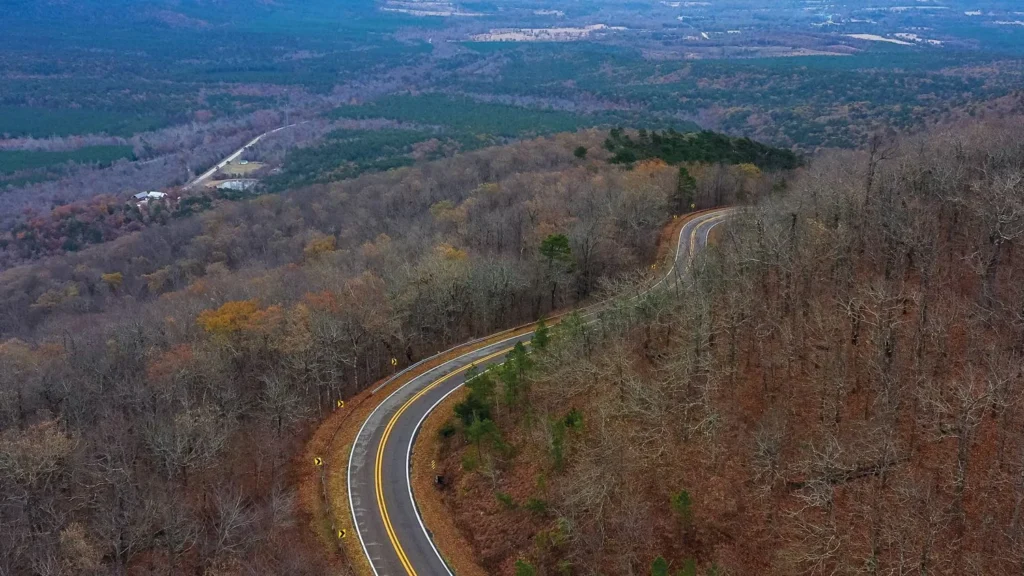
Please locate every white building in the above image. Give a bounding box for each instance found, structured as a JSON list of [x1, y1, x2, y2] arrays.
[[133, 191, 168, 201], [216, 180, 258, 192]]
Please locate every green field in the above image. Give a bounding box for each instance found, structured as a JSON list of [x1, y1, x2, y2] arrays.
[[262, 129, 427, 191], [0, 106, 167, 138], [0, 145, 135, 174]]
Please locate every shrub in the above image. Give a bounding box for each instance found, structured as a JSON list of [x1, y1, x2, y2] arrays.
[[652, 557, 670, 576], [671, 490, 693, 526], [438, 421, 457, 439], [525, 497, 548, 515], [496, 491, 516, 509], [515, 559, 537, 576], [563, 408, 583, 430]]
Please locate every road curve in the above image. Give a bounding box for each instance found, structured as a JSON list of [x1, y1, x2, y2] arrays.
[[348, 208, 736, 576]]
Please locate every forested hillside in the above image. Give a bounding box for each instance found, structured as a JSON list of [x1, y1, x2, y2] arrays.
[[431, 118, 1024, 575], [5, 0, 1024, 573], [0, 129, 787, 574]]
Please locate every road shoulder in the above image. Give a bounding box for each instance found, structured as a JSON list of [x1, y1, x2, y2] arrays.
[[411, 387, 490, 576], [300, 326, 539, 575], [406, 209, 725, 574]]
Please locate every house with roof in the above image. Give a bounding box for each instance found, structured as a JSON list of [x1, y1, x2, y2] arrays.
[[133, 191, 168, 203]]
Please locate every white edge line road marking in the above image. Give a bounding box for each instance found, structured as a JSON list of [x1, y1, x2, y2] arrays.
[[406, 383, 466, 576], [643, 209, 736, 298], [401, 210, 736, 575], [349, 332, 531, 576], [350, 208, 737, 575]]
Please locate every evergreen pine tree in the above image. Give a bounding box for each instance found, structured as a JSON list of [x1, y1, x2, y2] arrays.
[[674, 166, 697, 214]]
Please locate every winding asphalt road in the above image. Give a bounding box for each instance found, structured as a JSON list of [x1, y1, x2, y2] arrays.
[[347, 208, 736, 576]]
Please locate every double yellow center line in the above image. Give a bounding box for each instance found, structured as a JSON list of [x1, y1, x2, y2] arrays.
[[371, 210, 732, 575], [374, 344, 518, 575], [688, 211, 731, 262]]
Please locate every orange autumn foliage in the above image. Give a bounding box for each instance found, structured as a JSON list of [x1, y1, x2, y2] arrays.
[[146, 343, 194, 382], [435, 242, 469, 261], [303, 235, 337, 260], [303, 291, 341, 314], [633, 158, 670, 174], [197, 299, 261, 335], [196, 299, 283, 336]]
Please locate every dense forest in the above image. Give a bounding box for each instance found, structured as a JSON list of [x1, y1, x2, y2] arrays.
[[431, 117, 1024, 575], [603, 128, 801, 171], [0, 129, 786, 574]]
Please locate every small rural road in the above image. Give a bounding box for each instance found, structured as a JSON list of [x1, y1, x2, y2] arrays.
[[347, 208, 736, 576], [186, 122, 304, 189]]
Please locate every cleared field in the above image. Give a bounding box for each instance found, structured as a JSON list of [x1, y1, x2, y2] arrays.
[[220, 161, 265, 176], [846, 33, 914, 46], [0, 146, 135, 174], [470, 24, 625, 42]]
